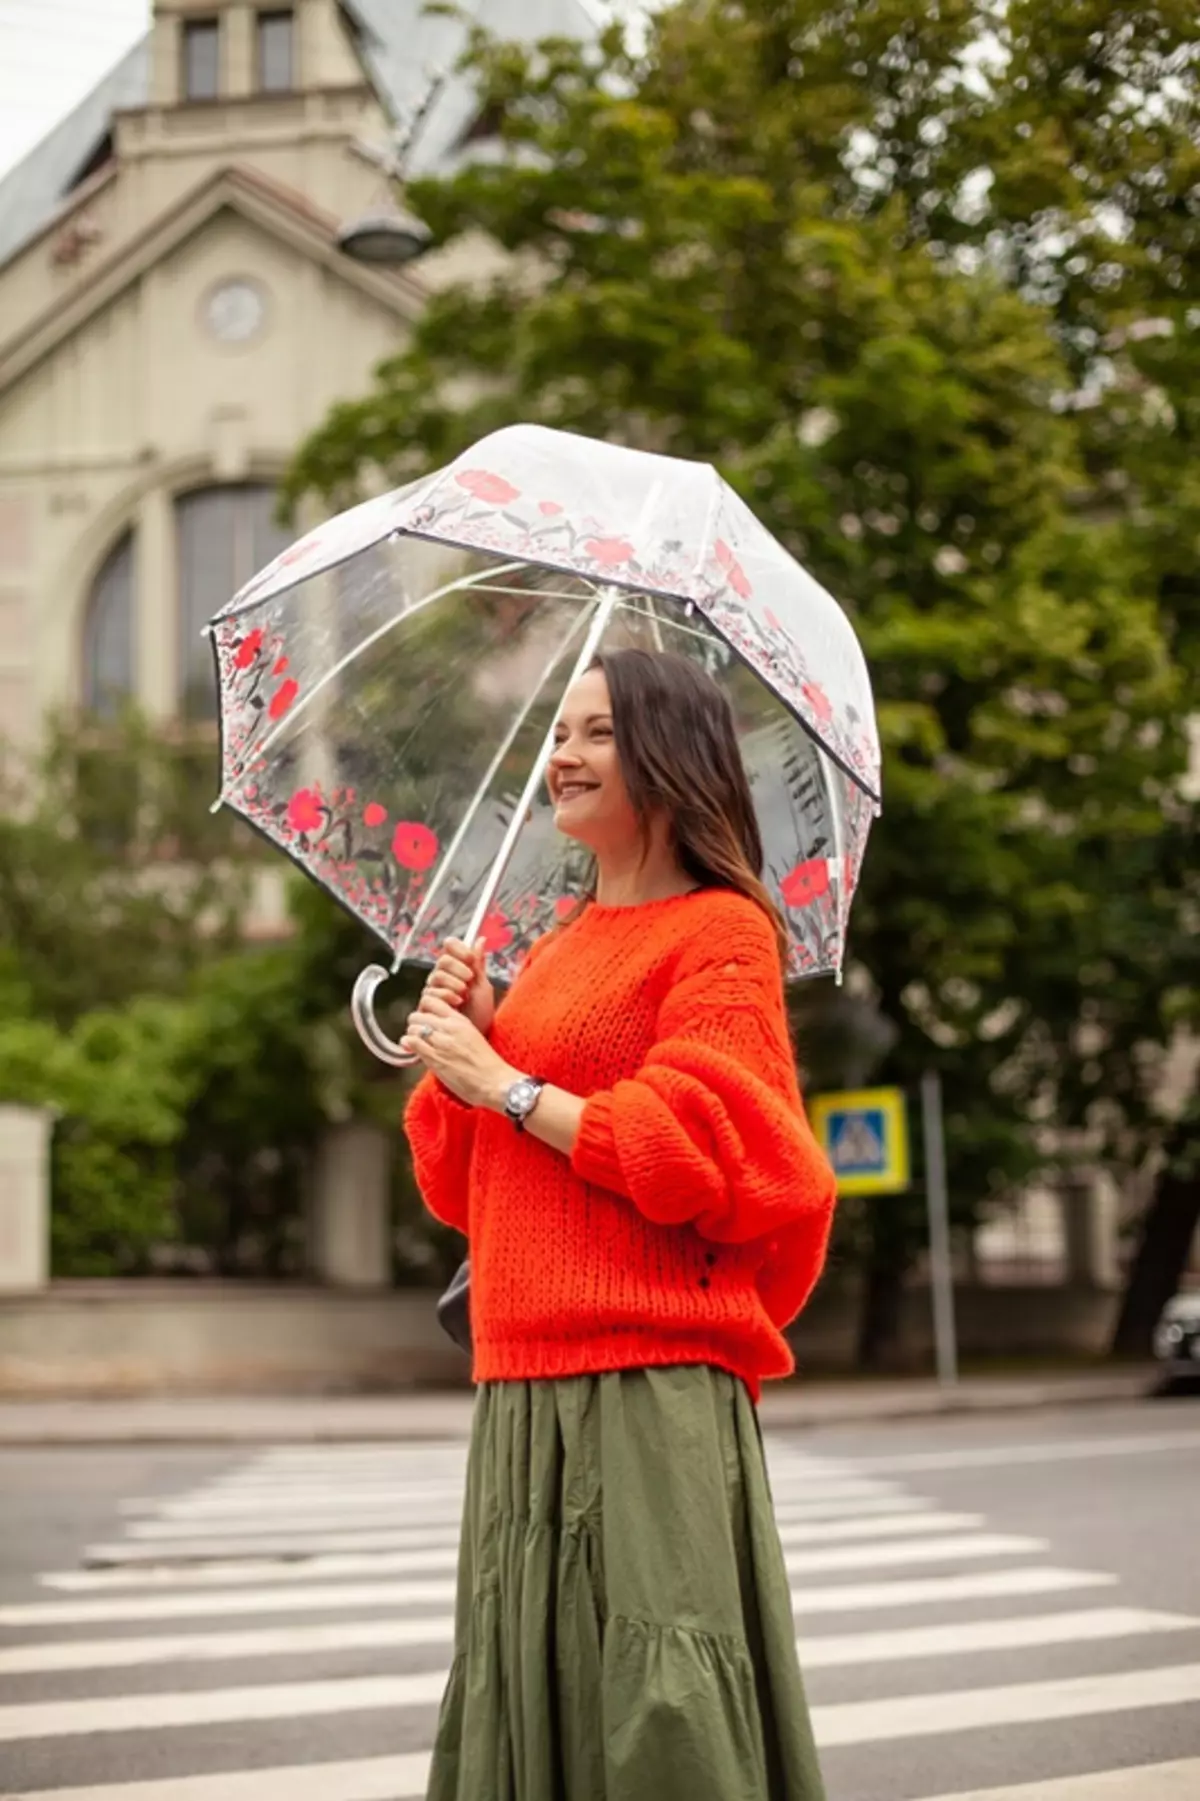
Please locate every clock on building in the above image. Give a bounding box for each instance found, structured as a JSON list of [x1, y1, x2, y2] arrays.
[[203, 280, 267, 344]]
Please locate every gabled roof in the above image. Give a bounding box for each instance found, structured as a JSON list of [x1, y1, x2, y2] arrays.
[[0, 37, 149, 272], [345, 0, 598, 174], [0, 163, 425, 397], [0, 0, 598, 272]]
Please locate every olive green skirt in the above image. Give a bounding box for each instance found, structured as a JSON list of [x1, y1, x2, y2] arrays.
[[427, 1365, 826, 1801]]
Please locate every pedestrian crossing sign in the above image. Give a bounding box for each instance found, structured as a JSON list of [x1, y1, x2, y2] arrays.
[[810, 1086, 910, 1195]]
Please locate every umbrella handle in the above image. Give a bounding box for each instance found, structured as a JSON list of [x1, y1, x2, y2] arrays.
[[351, 964, 418, 1068]]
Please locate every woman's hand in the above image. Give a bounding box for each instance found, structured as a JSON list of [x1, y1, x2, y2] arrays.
[[401, 993, 516, 1110], [421, 937, 495, 1036]]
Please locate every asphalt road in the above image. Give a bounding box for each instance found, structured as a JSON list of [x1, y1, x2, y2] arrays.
[[0, 1395, 1198, 1800]]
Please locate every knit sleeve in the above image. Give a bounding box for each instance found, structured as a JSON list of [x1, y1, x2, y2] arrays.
[[403, 1073, 475, 1234], [569, 905, 836, 1256]]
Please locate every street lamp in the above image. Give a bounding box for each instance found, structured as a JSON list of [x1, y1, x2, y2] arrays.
[[337, 2, 487, 270], [336, 204, 433, 267], [337, 107, 443, 270]]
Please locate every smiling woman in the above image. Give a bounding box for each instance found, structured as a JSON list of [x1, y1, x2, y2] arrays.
[[400, 647, 836, 1801]]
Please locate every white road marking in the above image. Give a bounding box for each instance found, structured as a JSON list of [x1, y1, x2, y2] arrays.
[[52, 1526, 1019, 1591], [4, 1656, 1198, 1749], [795, 1567, 1117, 1615], [118, 1490, 925, 1541], [1, 1604, 1188, 1680], [799, 1607, 1199, 1668], [784, 1532, 1045, 1575], [0, 1578, 459, 1627], [913, 1757, 1200, 1800], [0, 1672, 448, 1743], [136, 1484, 469, 1518], [134, 1475, 899, 1518], [851, 1430, 1200, 1475], [64, 1525, 1036, 1591], [0, 1616, 459, 1675], [2, 1753, 434, 1801], [79, 1540, 462, 1576], [0, 1563, 1114, 1630], [88, 1509, 980, 1569], [813, 1661, 1200, 1747], [125, 1513, 466, 1542], [15, 1755, 1200, 1801]]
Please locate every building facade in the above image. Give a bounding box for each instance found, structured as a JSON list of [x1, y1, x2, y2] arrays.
[[0, 0, 591, 758]]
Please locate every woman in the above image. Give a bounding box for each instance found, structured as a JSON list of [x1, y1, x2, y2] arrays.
[[401, 647, 836, 1801]]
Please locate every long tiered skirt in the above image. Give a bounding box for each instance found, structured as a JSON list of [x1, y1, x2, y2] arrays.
[[426, 1364, 826, 1800]]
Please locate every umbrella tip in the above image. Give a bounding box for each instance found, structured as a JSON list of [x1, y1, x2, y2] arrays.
[[209, 797, 224, 816]]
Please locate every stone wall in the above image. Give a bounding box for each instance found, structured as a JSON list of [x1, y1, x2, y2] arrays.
[[0, 1275, 1120, 1397]]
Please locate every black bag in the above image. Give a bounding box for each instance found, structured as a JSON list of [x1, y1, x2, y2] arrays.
[[437, 1256, 472, 1354]]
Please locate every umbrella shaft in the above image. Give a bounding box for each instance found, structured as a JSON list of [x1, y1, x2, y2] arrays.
[[466, 586, 621, 943]]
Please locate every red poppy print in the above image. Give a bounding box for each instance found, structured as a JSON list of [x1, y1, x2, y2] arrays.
[[479, 909, 514, 953], [287, 789, 324, 836], [764, 608, 783, 634], [234, 628, 264, 670], [801, 681, 833, 724], [456, 469, 521, 506], [583, 536, 636, 567], [714, 539, 752, 598], [363, 802, 387, 829], [392, 821, 439, 873], [268, 678, 299, 720], [554, 895, 579, 922], [273, 655, 290, 675], [538, 500, 563, 516], [780, 858, 830, 909]]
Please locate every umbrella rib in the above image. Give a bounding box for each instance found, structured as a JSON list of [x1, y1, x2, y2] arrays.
[[393, 601, 594, 967], [222, 559, 531, 788]]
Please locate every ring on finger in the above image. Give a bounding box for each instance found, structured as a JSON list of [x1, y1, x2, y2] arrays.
[[419, 1024, 435, 1042]]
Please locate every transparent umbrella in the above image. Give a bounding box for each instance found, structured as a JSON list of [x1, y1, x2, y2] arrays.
[[206, 425, 881, 1063]]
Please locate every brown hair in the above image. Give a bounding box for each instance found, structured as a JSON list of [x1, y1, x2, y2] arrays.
[[584, 647, 788, 960]]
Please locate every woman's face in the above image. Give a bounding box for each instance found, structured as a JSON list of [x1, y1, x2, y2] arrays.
[[547, 668, 640, 852]]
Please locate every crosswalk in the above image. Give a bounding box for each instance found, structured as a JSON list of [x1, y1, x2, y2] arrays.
[[1, 1437, 1198, 1799]]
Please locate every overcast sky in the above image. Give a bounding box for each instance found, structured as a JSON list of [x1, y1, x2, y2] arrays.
[[0, 0, 150, 178], [0, 1, 649, 181]]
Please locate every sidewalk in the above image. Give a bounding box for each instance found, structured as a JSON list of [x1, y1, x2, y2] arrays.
[[0, 1369, 1155, 1445]]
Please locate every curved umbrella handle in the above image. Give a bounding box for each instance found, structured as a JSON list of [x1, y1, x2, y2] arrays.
[[351, 964, 417, 1068]]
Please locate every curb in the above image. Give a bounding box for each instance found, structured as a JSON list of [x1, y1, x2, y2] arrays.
[[0, 1374, 1158, 1446]]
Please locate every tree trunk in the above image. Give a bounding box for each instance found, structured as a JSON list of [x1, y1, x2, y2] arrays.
[[857, 1239, 908, 1369], [1110, 1116, 1200, 1359]]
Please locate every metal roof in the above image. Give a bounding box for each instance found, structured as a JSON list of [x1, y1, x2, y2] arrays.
[[0, 0, 597, 271], [0, 38, 149, 271]]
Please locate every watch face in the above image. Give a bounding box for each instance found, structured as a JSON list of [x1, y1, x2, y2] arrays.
[[507, 1078, 540, 1116], [204, 280, 267, 344]]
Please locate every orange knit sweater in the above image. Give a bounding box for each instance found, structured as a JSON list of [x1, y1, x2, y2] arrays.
[[404, 888, 837, 1399]]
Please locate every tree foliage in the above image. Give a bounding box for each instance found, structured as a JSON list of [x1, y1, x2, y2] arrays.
[[0, 716, 442, 1279], [286, 0, 1199, 1358]]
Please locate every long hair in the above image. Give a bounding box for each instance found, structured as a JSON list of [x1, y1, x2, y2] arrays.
[[583, 647, 789, 960]]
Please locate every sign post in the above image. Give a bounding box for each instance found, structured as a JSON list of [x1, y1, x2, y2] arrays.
[[919, 1070, 958, 1387], [810, 1086, 910, 1197], [811, 1078, 958, 1387]]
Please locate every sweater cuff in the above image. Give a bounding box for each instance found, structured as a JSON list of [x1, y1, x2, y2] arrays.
[[570, 1090, 625, 1193]]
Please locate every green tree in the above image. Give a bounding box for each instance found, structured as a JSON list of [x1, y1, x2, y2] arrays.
[[0, 714, 247, 1029], [285, 1, 1197, 1361]]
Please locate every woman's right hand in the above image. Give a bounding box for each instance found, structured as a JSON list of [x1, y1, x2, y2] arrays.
[[422, 937, 496, 1036]]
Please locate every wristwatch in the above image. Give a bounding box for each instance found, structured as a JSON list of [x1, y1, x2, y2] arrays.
[[503, 1074, 545, 1132]]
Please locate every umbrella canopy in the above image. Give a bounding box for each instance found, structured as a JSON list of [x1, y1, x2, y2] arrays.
[[207, 427, 880, 1027]]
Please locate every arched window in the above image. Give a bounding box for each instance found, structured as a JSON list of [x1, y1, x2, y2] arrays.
[[176, 484, 290, 719], [81, 530, 135, 717]]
